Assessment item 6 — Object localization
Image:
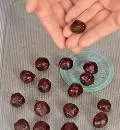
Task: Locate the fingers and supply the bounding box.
[53,3,66,28]
[86,9,110,29]
[78,12,120,48]
[48,0,60,5]
[65,0,97,23]
[71,46,83,54]
[67,9,110,50]
[59,0,73,12]
[26,0,38,12]
[70,0,78,4]
[26,0,60,13]
[66,34,83,49]
[36,9,65,49]
[63,2,104,37]
[72,11,120,53]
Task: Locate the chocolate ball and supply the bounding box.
[35,57,50,71]
[93,112,108,128]
[10,93,25,107]
[70,20,86,34]
[33,121,50,130]
[63,103,79,118]
[97,99,111,112]
[14,119,30,130]
[80,72,94,86]
[61,122,78,130]
[59,57,73,70]
[68,83,83,97]
[34,101,50,117]
[83,61,98,74]
[20,70,35,84]
[38,78,51,93]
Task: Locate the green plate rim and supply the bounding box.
[60,50,115,93]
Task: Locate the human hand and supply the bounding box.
[26,0,74,48]
[63,0,120,53]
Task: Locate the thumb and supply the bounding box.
[26,0,38,13]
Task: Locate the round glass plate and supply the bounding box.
[60,50,114,93]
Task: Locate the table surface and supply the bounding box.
[0,0,120,130]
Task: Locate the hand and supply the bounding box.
[63,0,120,53]
[26,0,74,48]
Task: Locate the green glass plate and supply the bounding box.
[60,50,114,93]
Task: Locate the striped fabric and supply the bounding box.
[0,0,120,130]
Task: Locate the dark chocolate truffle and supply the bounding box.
[35,57,50,71]
[63,103,79,118]
[34,101,50,117]
[38,78,51,93]
[11,93,25,107]
[20,70,35,84]
[14,119,30,130]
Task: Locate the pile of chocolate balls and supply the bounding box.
[10,21,111,130]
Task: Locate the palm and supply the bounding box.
[64,0,120,53]
[27,0,73,48]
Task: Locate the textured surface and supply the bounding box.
[0,0,120,130]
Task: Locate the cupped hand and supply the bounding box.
[26,0,76,48]
[63,0,120,53]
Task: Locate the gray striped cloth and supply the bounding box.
[0,0,120,130]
